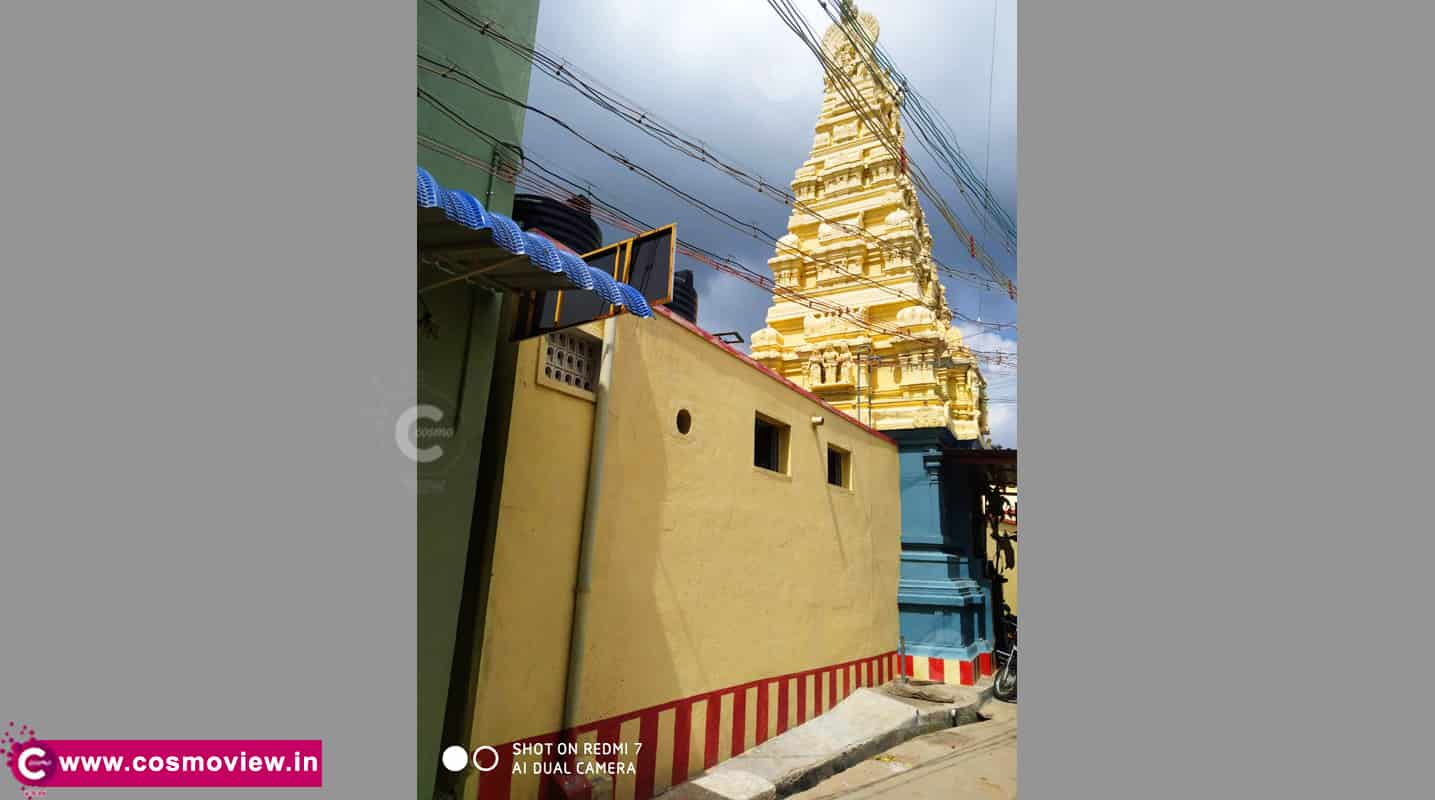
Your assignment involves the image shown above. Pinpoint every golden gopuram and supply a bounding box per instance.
[749,4,989,441]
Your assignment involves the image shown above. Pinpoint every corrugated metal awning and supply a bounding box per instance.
[416,167,652,317]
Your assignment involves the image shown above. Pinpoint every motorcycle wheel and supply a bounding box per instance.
[992,650,1017,703]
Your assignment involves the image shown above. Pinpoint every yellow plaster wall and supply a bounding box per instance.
[573,312,901,726]
[468,311,902,748]
[466,325,599,750]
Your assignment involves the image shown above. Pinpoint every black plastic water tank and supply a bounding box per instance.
[511,194,602,255]
[667,269,699,324]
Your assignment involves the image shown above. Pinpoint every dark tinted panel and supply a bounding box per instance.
[626,227,674,305]
[555,246,620,329]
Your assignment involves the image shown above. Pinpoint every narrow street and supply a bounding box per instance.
[789,702,1016,800]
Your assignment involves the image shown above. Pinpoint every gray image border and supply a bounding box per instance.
[1023,1,1426,797]
[0,2,415,798]
[2,1,1430,799]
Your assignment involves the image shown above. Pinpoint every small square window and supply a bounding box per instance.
[827,444,851,488]
[754,414,790,473]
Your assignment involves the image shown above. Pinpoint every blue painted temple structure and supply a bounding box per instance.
[891,429,999,668]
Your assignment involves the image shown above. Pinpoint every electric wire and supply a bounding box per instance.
[416,128,1015,370]
[820,0,1016,249]
[417,65,1014,336]
[768,0,1017,296]
[419,0,1011,300]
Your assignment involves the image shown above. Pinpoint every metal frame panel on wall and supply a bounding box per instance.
[514,224,677,340]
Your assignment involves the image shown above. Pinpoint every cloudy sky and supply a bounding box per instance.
[519,0,1018,445]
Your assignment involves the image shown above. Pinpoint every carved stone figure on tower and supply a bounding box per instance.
[922,276,940,308]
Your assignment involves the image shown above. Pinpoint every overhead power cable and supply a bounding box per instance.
[774,0,1011,271]
[415,125,1015,369]
[765,0,1017,298]
[421,0,1008,298]
[818,0,1016,250]
[417,66,1014,336]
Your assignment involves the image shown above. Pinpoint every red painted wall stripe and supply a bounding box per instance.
[777,679,790,734]
[654,307,895,447]
[534,733,560,800]
[903,655,915,680]
[928,657,945,682]
[703,695,721,769]
[671,701,692,786]
[828,668,838,709]
[796,673,808,723]
[471,651,899,798]
[755,682,770,745]
[634,710,659,799]
[730,689,746,757]
[479,743,514,799]
[843,666,851,698]
[979,652,993,676]
[959,660,975,686]
[864,660,872,687]
[597,721,621,772]
[562,651,894,738]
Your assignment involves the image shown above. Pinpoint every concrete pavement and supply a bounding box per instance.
[658,681,993,800]
[787,703,1016,799]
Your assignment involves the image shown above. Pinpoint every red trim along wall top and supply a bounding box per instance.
[648,305,896,448]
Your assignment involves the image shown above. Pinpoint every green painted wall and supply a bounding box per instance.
[417,2,541,798]
[418,0,540,214]
[417,284,502,800]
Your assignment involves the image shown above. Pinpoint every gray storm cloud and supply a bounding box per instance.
[518,0,1017,444]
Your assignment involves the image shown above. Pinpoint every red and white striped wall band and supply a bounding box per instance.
[471,648,991,799]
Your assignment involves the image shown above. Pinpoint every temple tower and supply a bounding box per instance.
[749,4,988,441]
[752,1,1000,685]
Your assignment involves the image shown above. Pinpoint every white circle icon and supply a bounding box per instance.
[441,746,469,772]
[472,745,500,772]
